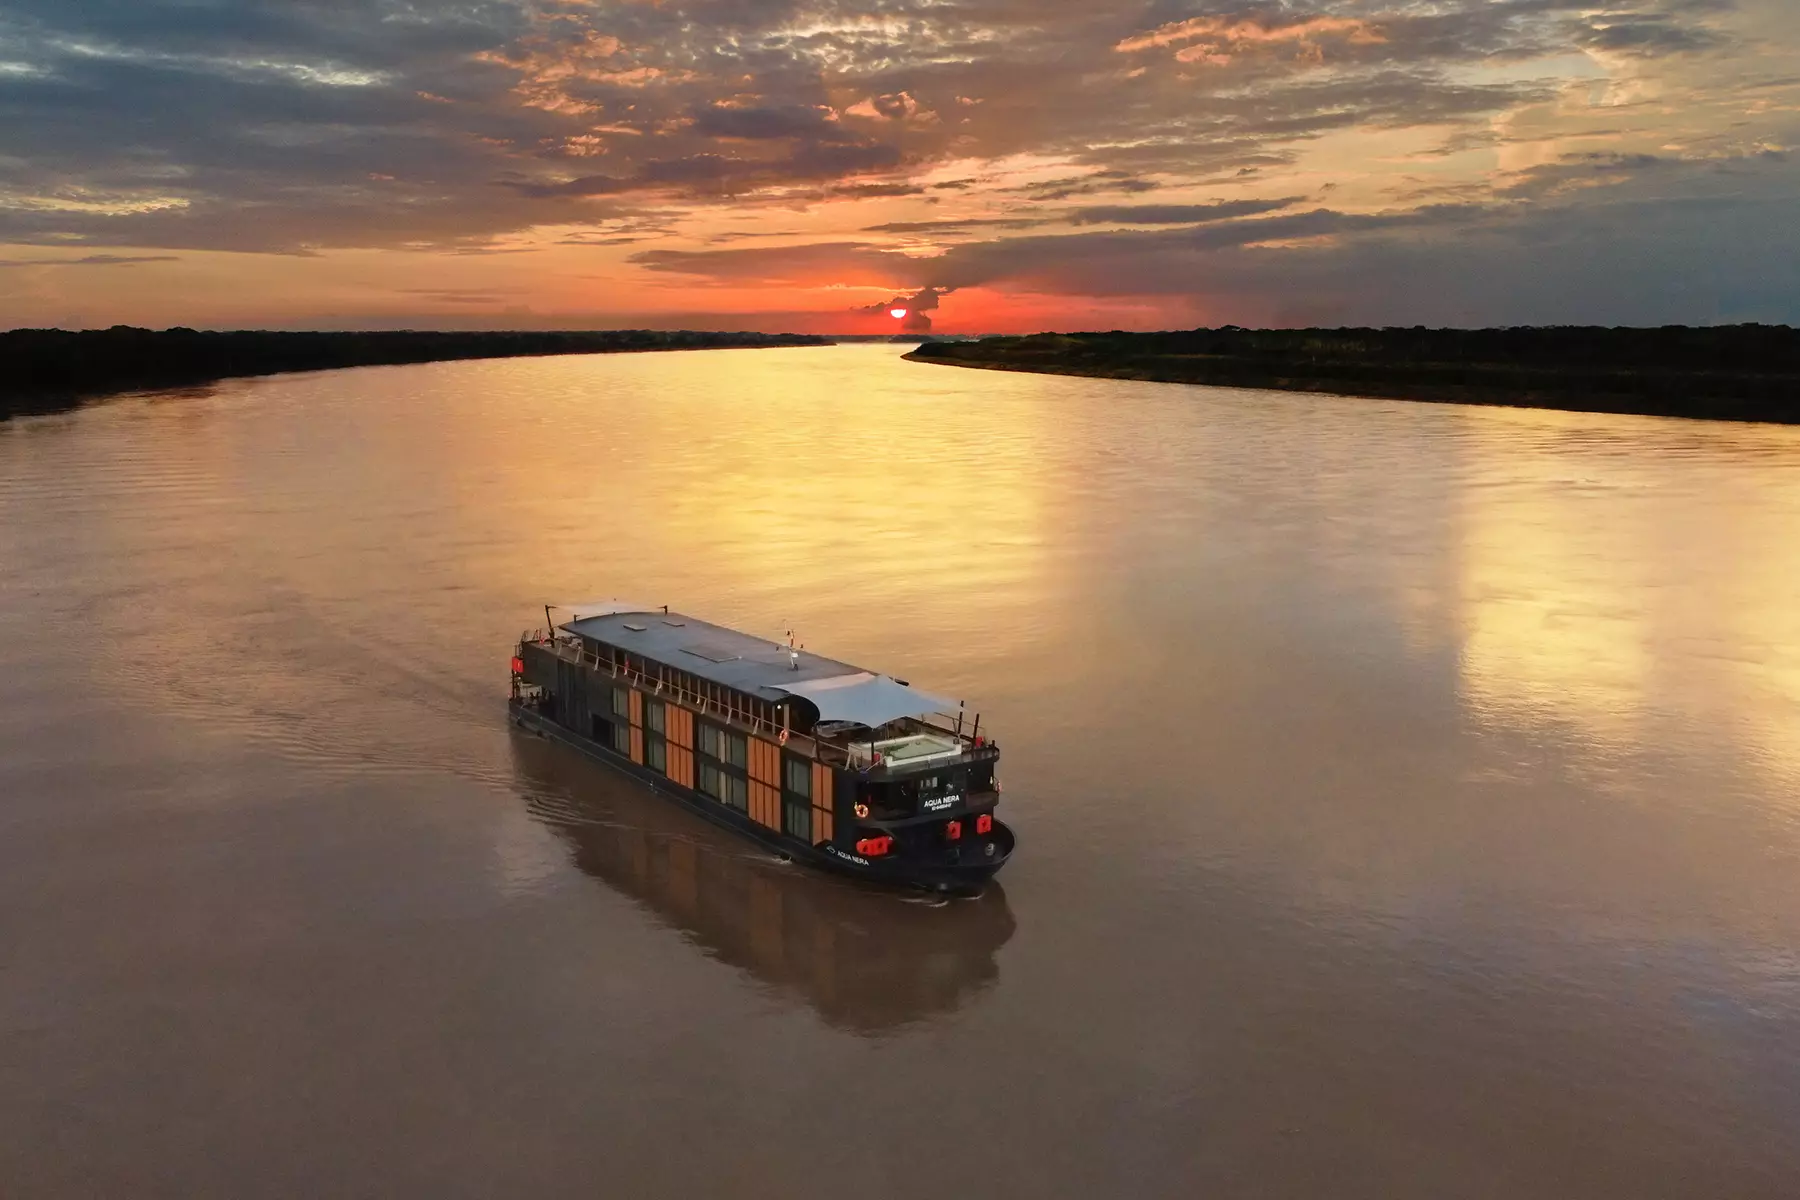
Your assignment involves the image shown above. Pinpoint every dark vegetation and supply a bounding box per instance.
[1,326,830,419]
[907,326,1800,424]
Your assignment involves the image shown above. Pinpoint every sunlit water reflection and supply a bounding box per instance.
[2,345,1797,1196]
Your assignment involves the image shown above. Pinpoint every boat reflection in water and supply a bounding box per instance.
[508,731,1016,1034]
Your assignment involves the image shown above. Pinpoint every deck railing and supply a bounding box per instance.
[519,631,995,769]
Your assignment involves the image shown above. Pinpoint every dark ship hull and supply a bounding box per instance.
[510,702,1013,892]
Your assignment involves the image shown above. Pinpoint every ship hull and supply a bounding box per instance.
[509,700,1011,893]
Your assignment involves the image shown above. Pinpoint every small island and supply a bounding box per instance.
[906,326,1800,425]
[1,327,831,420]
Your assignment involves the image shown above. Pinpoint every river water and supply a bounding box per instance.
[3,344,1798,1197]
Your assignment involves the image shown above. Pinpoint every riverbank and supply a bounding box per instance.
[2,327,831,419]
[905,327,1800,424]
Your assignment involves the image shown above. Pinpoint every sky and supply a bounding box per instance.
[0,0,1796,333]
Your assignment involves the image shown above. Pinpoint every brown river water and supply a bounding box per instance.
[3,344,1799,1197]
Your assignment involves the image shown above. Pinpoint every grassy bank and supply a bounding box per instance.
[2,327,831,419]
[905,327,1800,424]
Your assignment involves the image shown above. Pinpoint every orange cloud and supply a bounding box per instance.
[1116,14,1387,66]
[844,91,938,124]
[476,28,684,115]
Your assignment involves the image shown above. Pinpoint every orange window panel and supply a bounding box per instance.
[629,726,643,765]
[668,746,694,790]
[751,781,780,829]
[629,689,643,728]
[750,738,780,785]
[812,763,835,844]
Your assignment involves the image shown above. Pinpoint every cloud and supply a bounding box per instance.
[1003,171,1161,202]
[1575,15,1729,57]
[611,144,1800,325]
[10,0,1700,253]
[856,285,948,331]
[396,287,529,304]
[830,181,928,199]
[0,0,1791,326]
[1066,198,1303,225]
[0,253,179,267]
[861,217,1051,234]
[689,104,842,141]
[1115,14,1388,66]
[630,239,932,287]
[509,143,907,199]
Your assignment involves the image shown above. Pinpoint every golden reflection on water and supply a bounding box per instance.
[1452,408,1800,797]
[406,349,1076,695]
[1457,434,1659,751]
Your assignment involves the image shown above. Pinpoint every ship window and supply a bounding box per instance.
[783,797,812,841]
[698,723,745,768]
[612,686,629,718]
[612,723,630,755]
[784,757,811,799]
[699,759,747,810]
[645,699,666,735]
[646,736,666,774]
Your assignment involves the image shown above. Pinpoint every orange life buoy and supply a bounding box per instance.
[778,728,789,746]
[854,802,870,819]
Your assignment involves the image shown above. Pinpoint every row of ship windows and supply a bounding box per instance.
[609,688,816,838]
[615,687,814,796]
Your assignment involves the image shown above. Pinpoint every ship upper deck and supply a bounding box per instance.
[562,608,865,700]
[554,604,963,734]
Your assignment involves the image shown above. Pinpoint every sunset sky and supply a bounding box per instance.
[1,0,1796,333]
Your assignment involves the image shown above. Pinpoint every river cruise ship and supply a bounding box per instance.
[508,603,1014,892]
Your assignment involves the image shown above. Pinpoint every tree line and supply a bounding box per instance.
[2,327,831,419]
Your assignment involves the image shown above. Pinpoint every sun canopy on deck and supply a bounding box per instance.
[776,672,954,729]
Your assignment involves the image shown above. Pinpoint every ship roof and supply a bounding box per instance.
[557,606,956,727]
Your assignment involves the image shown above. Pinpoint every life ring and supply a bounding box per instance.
[778,728,789,746]
[854,802,870,819]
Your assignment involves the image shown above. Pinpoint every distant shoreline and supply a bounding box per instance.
[905,327,1800,425]
[1,327,832,420]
